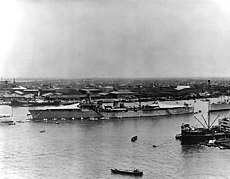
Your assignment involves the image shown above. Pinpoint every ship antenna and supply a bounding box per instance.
[228,91,230,103]
[11,107,14,121]
[87,91,92,104]
[194,116,207,128]
[208,99,210,129]
[209,115,220,129]
[201,114,209,128]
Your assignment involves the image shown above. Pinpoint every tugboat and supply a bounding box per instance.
[111,168,143,176]
[176,101,230,144]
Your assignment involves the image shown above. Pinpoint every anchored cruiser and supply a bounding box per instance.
[29,101,194,121]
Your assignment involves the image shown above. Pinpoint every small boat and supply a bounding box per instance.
[0,114,14,124]
[89,117,99,121]
[27,112,31,116]
[0,114,11,118]
[100,117,110,120]
[218,145,230,150]
[111,168,143,176]
[16,120,24,123]
[131,136,137,142]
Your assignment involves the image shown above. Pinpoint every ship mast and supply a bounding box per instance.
[207,100,209,129]
[194,100,218,130]
[228,91,230,103]
[11,107,14,121]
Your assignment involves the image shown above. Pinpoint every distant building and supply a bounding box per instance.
[175,86,191,90]
[12,86,27,91]
[199,92,210,97]
[102,86,114,93]
[2,94,26,102]
[14,91,24,95]
[55,88,79,95]
[79,88,102,94]
[23,89,39,96]
[109,90,135,99]
[48,94,82,101]
[40,88,56,95]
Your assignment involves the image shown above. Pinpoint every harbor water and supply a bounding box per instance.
[1,99,230,178]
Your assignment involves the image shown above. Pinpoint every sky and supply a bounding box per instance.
[1,0,230,79]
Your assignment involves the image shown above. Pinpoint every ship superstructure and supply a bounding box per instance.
[29,103,102,121]
[98,101,194,119]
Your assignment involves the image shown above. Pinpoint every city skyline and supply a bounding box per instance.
[1,0,230,79]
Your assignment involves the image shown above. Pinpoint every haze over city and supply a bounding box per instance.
[1,0,230,79]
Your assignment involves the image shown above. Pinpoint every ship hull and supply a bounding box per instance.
[29,106,194,120]
[99,107,194,119]
[180,133,230,144]
[29,109,102,121]
[178,123,230,144]
[210,103,230,112]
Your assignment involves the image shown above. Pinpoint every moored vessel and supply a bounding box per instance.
[210,101,230,112]
[111,168,143,176]
[98,101,194,119]
[209,96,230,112]
[177,101,230,144]
[0,114,15,124]
[29,103,102,121]
[177,123,230,144]
[29,100,194,121]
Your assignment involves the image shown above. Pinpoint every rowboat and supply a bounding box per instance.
[131,136,137,142]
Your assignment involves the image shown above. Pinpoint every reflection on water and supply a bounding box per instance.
[0,98,230,178]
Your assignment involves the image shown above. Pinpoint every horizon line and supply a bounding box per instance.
[2,76,230,81]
